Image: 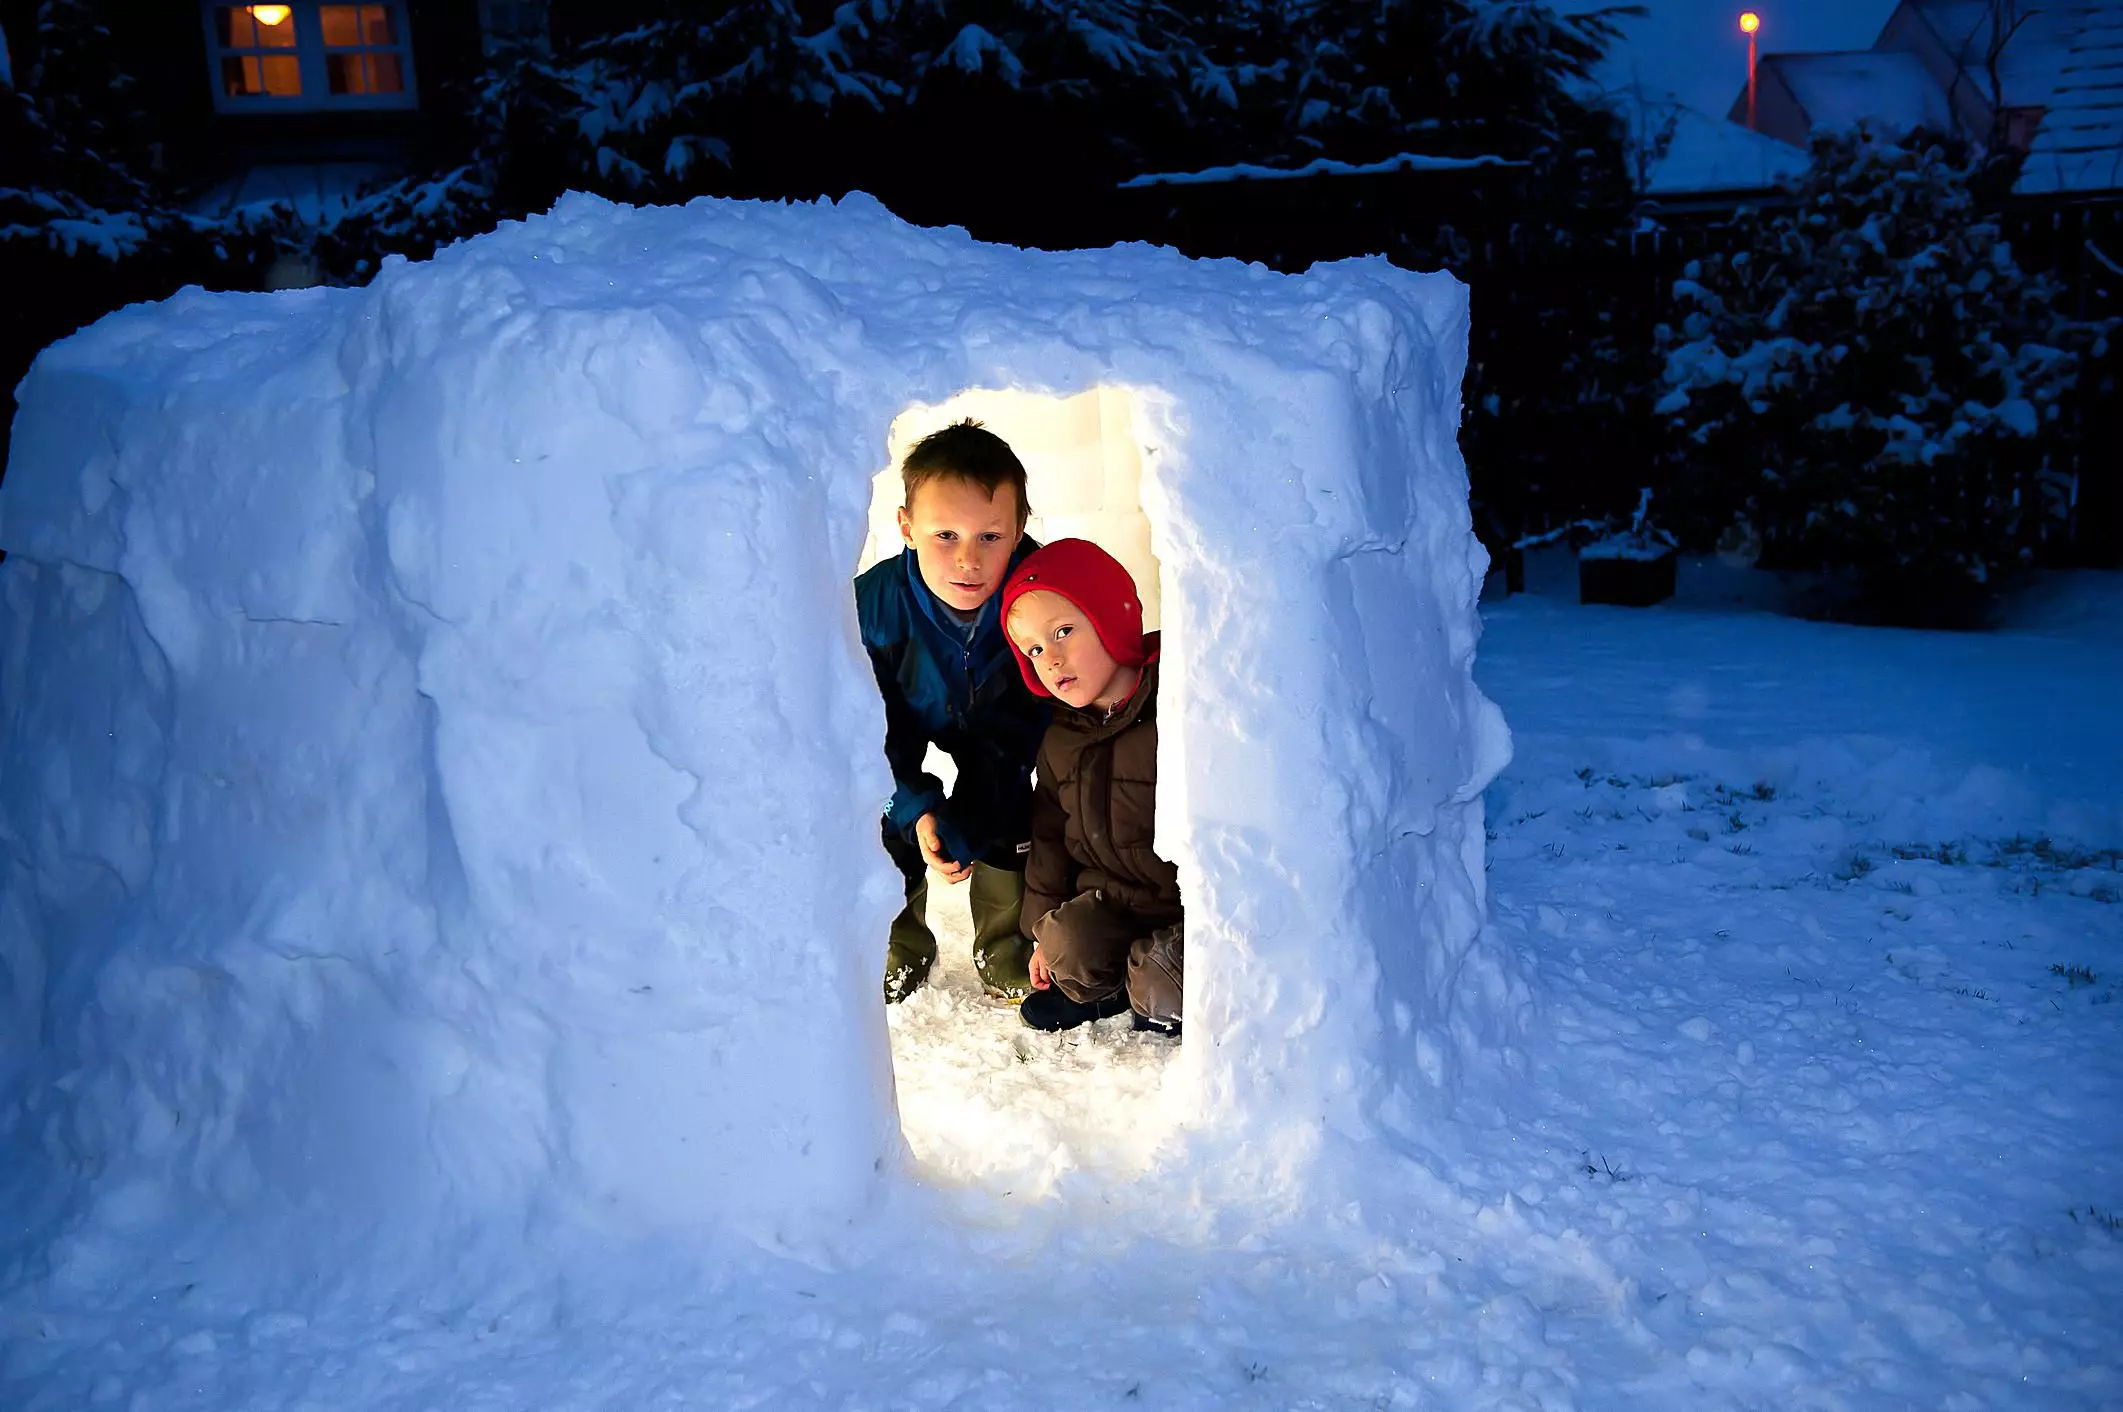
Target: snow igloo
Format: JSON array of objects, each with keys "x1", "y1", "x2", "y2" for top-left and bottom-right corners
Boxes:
[{"x1": 0, "y1": 193, "x2": 1511, "y2": 1264}]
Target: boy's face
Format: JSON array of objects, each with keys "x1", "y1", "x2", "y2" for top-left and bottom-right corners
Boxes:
[
  {"x1": 897, "y1": 477, "x2": 1023, "y2": 614},
  {"x1": 1006, "y1": 589, "x2": 1127, "y2": 710}
]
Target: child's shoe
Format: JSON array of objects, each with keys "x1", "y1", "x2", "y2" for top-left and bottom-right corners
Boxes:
[{"x1": 1019, "y1": 985, "x2": 1132, "y2": 1032}]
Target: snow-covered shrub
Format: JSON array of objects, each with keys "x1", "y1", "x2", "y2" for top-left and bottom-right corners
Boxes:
[{"x1": 1656, "y1": 125, "x2": 2106, "y2": 624}]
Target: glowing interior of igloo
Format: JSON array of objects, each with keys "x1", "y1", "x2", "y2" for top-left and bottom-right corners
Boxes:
[{"x1": 0, "y1": 192, "x2": 1512, "y2": 1271}]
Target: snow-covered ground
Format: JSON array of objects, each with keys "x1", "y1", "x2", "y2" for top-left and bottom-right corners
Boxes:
[{"x1": 8, "y1": 575, "x2": 2120, "y2": 1410}]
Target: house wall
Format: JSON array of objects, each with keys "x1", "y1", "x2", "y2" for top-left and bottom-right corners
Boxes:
[
  {"x1": 1, "y1": 1, "x2": 485, "y2": 192},
  {"x1": 1727, "y1": 61, "x2": 1814, "y2": 149},
  {"x1": 1876, "y1": 1, "x2": 1996, "y2": 140}
]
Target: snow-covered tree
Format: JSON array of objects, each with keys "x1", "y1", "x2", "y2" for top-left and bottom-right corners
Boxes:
[{"x1": 1657, "y1": 125, "x2": 2106, "y2": 622}]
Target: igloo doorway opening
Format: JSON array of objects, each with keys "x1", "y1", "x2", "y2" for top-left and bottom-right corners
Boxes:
[{"x1": 859, "y1": 386, "x2": 1195, "y2": 1196}]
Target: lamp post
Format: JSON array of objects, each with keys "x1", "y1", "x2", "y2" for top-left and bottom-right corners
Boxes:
[{"x1": 1741, "y1": 12, "x2": 1761, "y2": 131}]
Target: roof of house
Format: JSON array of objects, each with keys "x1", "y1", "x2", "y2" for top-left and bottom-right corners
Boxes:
[
  {"x1": 1763, "y1": 50, "x2": 1957, "y2": 133},
  {"x1": 1907, "y1": 1, "x2": 2087, "y2": 96},
  {"x1": 1902, "y1": 0, "x2": 2123, "y2": 194},
  {"x1": 2011, "y1": 3, "x2": 2123, "y2": 193},
  {"x1": 1644, "y1": 105, "x2": 1812, "y2": 198},
  {"x1": 1677, "y1": 1, "x2": 2123, "y2": 199}
]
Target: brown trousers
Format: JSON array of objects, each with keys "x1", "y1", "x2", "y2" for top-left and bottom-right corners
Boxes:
[{"x1": 1031, "y1": 890, "x2": 1183, "y2": 1023}]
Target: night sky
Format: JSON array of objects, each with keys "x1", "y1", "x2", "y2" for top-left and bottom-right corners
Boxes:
[{"x1": 1596, "y1": 0, "x2": 1902, "y2": 116}]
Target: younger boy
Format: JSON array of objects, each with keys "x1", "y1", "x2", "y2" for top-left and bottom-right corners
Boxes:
[
  {"x1": 999, "y1": 539, "x2": 1183, "y2": 1035},
  {"x1": 855, "y1": 420, "x2": 1048, "y2": 1003}
]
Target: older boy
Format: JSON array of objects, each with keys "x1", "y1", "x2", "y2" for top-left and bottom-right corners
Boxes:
[
  {"x1": 855, "y1": 420, "x2": 1048, "y2": 1002},
  {"x1": 1000, "y1": 539, "x2": 1183, "y2": 1035}
]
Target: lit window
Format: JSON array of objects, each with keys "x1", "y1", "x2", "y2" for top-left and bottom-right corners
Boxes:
[
  {"x1": 320, "y1": 5, "x2": 405, "y2": 95},
  {"x1": 203, "y1": 2, "x2": 416, "y2": 112},
  {"x1": 216, "y1": 5, "x2": 302, "y2": 98}
]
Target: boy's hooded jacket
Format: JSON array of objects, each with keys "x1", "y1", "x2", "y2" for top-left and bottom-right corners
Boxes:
[{"x1": 855, "y1": 538, "x2": 1047, "y2": 866}]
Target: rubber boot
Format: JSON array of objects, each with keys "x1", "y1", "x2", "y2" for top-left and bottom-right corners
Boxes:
[
  {"x1": 884, "y1": 877, "x2": 937, "y2": 1004},
  {"x1": 968, "y1": 862, "x2": 1033, "y2": 998}
]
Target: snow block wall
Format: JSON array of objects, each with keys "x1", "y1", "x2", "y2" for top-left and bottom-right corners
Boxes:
[{"x1": 0, "y1": 193, "x2": 1510, "y2": 1269}]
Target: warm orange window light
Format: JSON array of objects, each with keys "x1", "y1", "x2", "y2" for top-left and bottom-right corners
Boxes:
[
  {"x1": 249, "y1": 4, "x2": 292, "y2": 23},
  {"x1": 1739, "y1": 11, "x2": 1761, "y2": 34}
]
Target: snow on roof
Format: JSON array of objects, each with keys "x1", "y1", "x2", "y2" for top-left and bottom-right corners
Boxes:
[
  {"x1": 1118, "y1": 151, "x2": 1522, "y2": 188},
  {"x1": 1765, "y1": 49, "x2": 1957, "y2": 133},
  {"x1": 1899, "y1": 0, "x2": 2123, "y2": 194},
  {"x1": 1906, "y1": 0, "x2": 2097, "y2": 105},
  {"x1": 1644, "y1": 105, "x2": 1812, "y2": 197},
  {"x1": 2013, "y1": 3, "x2": 2123, "y2": 193}
]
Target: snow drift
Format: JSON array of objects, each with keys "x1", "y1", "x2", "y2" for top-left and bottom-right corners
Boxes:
[{"x1": 0, "y1": 192, "x2": 1510, "y2": 1271}]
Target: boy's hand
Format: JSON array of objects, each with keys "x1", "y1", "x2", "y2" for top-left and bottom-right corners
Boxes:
[
  {"x1": 915, "y1": 812, "x2": 972, "y2": 883},
  {"x1": 1029, "y1": 945, "x2": 1052, "y2": 990}
]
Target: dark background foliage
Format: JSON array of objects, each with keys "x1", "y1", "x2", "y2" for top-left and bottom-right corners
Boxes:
[{"x1": 3, "y1": 0, "x2": 2115, "y2": 621}]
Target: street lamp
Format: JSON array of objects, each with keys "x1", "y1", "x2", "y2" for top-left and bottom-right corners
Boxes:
[{"x1": 1741, "y1": 12, "x2": 1761, "y2": 131}]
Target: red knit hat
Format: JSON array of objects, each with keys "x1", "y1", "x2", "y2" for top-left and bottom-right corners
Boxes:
[{"x1": 1000, "y1": 539, "x2": 1147, "y2": 697}]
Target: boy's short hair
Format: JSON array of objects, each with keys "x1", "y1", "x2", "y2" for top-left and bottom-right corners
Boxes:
[{"x1": 902, "y1": 419, "x2": 1031, "y2": 529}]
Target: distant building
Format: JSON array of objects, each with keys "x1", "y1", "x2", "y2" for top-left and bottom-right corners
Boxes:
[
  {"x1": 1647, "y1": 0, "x2": 2123, "y2": 203},
  {"x1": 0, "y1": 2, "x2": 560, "y2": 219},
  {"x1": 1737, "y1": 1, "x2": 2122, "y2": 198}
]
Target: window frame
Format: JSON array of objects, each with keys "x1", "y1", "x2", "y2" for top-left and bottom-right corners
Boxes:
[{"x1": 201, "y1": 2, "x2": 419, "y2": 114}]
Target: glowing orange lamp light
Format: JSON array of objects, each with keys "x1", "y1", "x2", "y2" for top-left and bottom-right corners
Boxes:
[
  {"x1": 249, "y1": 4, "x2": 292, "y2": 25},
  {"x1": 1740, "y1": 12, "x2": 1761, "y2": 130}
]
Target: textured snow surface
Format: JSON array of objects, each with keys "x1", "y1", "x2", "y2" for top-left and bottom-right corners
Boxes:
[
  {"x1": 4, "y1": 578, "x2": 2118, "y2": 1409},
  {"x1": 0, "y1": 190, "x2": 1503, "y2": 1275}
]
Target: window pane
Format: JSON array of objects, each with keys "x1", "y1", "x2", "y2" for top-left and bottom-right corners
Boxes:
[
  {"x1": 223, "y1": 52, "x2": 302, "y2": 96},
  {"x1": 219, "y1": 6, "x2": 297, "y2": 49},
  {"x1": 360, "y1": 5, "x2": 397, "y2": 45},
  {"x1": 326, "y1": 52, "x2": 360, "y2": 94},
  {"x1": 261, "y1": 53, "x2": 302, "y2": 94},
  {"x1": 368, "y1": 51, "x2": 405, "y2": 93},
  {"x1": 259, "y1": 8, "x2": 297, "y2": 46},
  {"x1": 319, "y1": 5, "x2": 361, "y2": 47}
]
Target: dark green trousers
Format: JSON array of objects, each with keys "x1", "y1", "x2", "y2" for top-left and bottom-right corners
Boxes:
[{"x1": 881, "y1": 825, "x2": 1033, "y2": 1001}]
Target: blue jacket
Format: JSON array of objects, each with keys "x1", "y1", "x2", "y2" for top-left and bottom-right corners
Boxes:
[{"x1": 855, "y1": 539, "x2": 1049, "y2": 866}]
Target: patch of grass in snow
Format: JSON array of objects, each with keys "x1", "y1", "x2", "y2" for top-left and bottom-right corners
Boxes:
[
  {"x1": 2050, "y1": 963, "x2": 2098, "y2": 988},
  {"x1": 1892, "y1": 841, "x2": 1969, "y2": 866},
  {"x1": 1994, "y1": 836, "x2": 2123, "y2": 871},
  {"x1": 1580, "y1": 1151, "x2": 1634, "y2": 1183},
  {"x1": 2070, "y1": 1206, "x2": 2123, "y2": 1235},
  {"x1": 1835, "y1": 851, "x2": 1876, "y2": 882}
]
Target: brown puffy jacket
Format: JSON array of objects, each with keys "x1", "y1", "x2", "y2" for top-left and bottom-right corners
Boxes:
[{"x1": 1021, "y1": 636, "x2": 1183, "y2": 934}]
